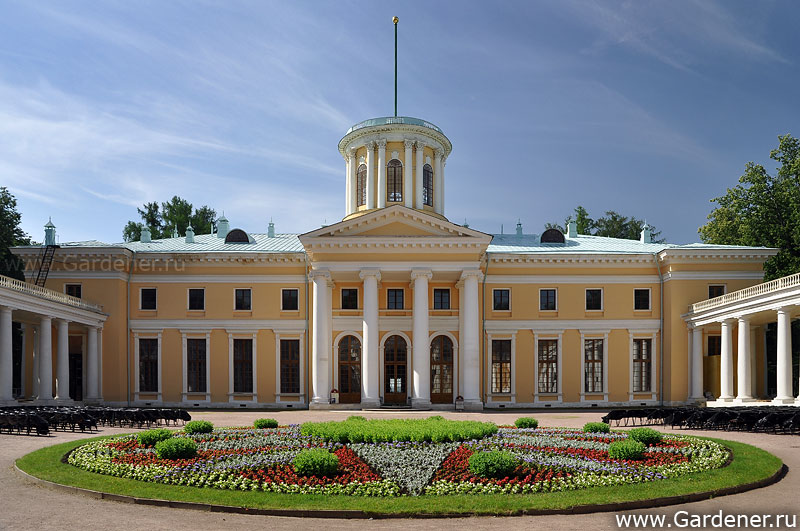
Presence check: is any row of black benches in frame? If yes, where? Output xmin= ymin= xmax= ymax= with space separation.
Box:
xmin=602 ymin=406 xmax=800 ymax=434
xmin=0 ymin=406 xmax=192 ymax=436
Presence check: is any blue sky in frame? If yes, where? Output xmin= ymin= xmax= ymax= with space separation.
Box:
xmin=1 ymin=0 xmax=798 ymax=244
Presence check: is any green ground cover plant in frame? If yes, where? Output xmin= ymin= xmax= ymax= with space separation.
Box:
xmin=300 ymin=417 xmax=498 ymax=443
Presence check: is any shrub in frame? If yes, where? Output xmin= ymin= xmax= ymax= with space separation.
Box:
xmin=347 ymin=415 xmax=367 ymax=422
xmin=628 ymin=427 xmax=663 ymax=446
xmin=137 ymin=428 xmax=172 ymax=447
xmin=583 ymin=422 xmax=611 ymax=434
xmin=293 ymin=448 xmax=339 ymax=477
xmin=254 ymin=418 xmax=278 ymax=429
xmin=300 ymin=418 xmax=497 ymax=443
xmin=155 ymin=437 xmax=197 ymax=460
xmin=608 ymin=439 xmax=645 ymax=460
xmin=468 ymin=450 xmax=519 ymax=479
xmin=428 ymin=415 xmax=445 ymax=421
xmin=514 ymin=417 xmax=539 ymax=429
xmin=184 ymin=420 xmax=213 ymax=434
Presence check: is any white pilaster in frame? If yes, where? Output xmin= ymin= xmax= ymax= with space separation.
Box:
xmin=411 ymin=268 xmax=432 ymax=407
xmin=434 ymin=149 xmax=443 ymax=214
xmin=310 ymin=269 xmax=332 ymax=406
xmin=441 ymin=158 xmax=446 ymax=213
xmin=0 ymin=306 xmax=13 ymax=403
xmin=347 ymin=149 xmax=357 ymax=215
xmin=719 ymin=319 xmax=734 ymax=401
xmin=456 ymin=280 xmax=464 ymax=399
xmin=365 ymin=141 xmax=375 ymax=210
xmin=403 ymin=140 xmax=414 ymax=208
xmin=360 ymin=269 xmax=381 ymax=408
xmin=735 ymin=317 xmax=753 ymax=402
xmin=86 ymin=325 xmax=99 ymax=401
xmin=377 ymin=139 xmax=386 ymax=209
xmin=461 ymin=269 xmax=483 ymax=409
xmin=31 ymin=325 xmax=39 ymax=399
xmin=38 ymin=316 xmax=53 ymax=401
xmin=414 ymin=141 xmax=425 ymax=209
xmin=54 ymin=319 xmax=72 ymax=402
xmin=774 ymin=307 xmax=794 ymax=403
xmin=690 ymin=325 xmax=704 ymax=400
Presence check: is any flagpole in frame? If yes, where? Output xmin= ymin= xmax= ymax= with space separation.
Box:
xmin=393 ymin=16 xmax=398 ymax=117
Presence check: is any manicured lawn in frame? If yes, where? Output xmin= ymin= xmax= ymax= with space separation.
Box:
xmin=16 ymin=434 xmax=782 ymax=516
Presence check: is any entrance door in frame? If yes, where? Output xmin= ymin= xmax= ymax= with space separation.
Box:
xmin=430 ymin=335 xmax=454 ymax=403
xmin=69 ymin=335 xmax=83 ymax=402
xmin=384 ymin=335 xmax=407 ymax=405
xmin=338 ymin=335 xmax=361 ymax=403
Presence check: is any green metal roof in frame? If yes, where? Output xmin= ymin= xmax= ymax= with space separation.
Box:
xmin=344 ymin=116 xmax=444 ymax=136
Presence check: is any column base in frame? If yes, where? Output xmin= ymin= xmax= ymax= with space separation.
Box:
xmin=772 ymin=397 xmax=795 ymax=405
xmin=308 ymin=397 xmax=332 ymax=409
xmin=0 ymin=399 xmax=19 ymax=406
xmin=32 ymin=398 xmax=57 ymax=406
xmin=462 ymin=399 xmax=484 ymax=411
xmin=410 ymin=397 xmax=432 ymax=409
xmin=54 ymin=398 xmax=76 ymax=405
xmin=717 ymin=396 xmax=734 ymax=402
xmin=733 ymin=397 xmax=756 ymax=404
xmin=359 ymin=399 xmax=381 ymax=410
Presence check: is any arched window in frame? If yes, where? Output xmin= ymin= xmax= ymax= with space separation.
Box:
xmin=356 ymin=164 xmax=367 ymax=207
xmin=387 ymin=159 xmax=403 ymax=202
xmin=423 ymin=164 xmax=433 ymax=206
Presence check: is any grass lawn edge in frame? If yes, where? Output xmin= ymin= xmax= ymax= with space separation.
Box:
xmin=15 ymin=434 xmax=785 ymax=518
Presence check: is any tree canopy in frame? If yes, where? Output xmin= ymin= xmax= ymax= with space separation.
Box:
xmin=0 ymin=187 xmax=33 ymax=280
xmin=699 ymin=133 xmax=800 ymax=280
xmin=546 ymin=206 xmax=664 ymax=243
xmin=123 ymin=196 xmax=216 ymax=242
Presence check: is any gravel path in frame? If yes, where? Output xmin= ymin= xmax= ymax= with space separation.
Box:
xmin=1 ymin=410 xmax=798 ymax=530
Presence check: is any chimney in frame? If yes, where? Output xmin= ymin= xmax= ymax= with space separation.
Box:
xmin=185 ymin=225 xmax=195 ymax=243
xmin=217 ymin=214 xmax=230 ymax=238
xmin=567 ymin=220 xmax=577 ymax=238
xmin=516 ymin=220 xmax=523 ymax=236
xmin=44 ymin=218 xmax=56 ymax=246
xmin=640 ymin=223 xmax=652 ymax=244
xmin=268 ymin=219 xmax=275 ymax=238
xmin=141 ymin=225 xmax=152 ymax=243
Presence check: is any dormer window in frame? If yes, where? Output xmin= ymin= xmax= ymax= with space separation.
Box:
xmin=225 ymin=229 xmax=250 ymax=243
xmin=540 ymin=228 xmax=565 ymax=244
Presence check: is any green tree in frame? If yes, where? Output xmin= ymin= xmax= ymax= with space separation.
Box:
xmin=0 ymin=187 xmax=33 ymax=280
xmin=546 ymin=205 xmax=664 ymax=242
xmin=123 ymin=197 xmax=216 ymax=242
xmin=700 ymin=133 xmax=800 ymax=280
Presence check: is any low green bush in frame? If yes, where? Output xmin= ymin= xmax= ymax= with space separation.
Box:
xmin=514 ymin=417 xmax=538 ymax=429
xmin=628 ymin=427 xmax=663 ymax=446
xmin=300 ymin=418 xmax=497 ymax=443
xmin=254 ymin=418 xmax=278 ymax=429
xmin=137 ymin=428 xmax=172 ymax=447
xmin=347 ymin=415 xmax=367 ymax=422
xmin=293 ymin=449 xmax=339 ymax=477
xmin=184 ymin=420 xmax=213 ymax=434
xmin=608 ymin=439 xmax=646 ymax=460
xmin=155 ymin=437 xmax=197 ymax=460
xmin=583 ymin=422 xmax=611 ymax=434
xmin=468 ymin=450 xmax=518 ymax=478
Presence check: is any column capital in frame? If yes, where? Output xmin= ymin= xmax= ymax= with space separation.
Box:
xmin=776 ymin=306 xmax=794 ymax=315
xmin=721 ymin=318 xmax=736 ymax=325
xmin=376 ymin=139 xmax=387 ymax=149
xmin=410 ymin=268 xmax=432 ymax=281
xmin=40 ymin=315 xmax=52 ymax=323
xmin=404 ymin=139 xmax=415 ymax=150
xmin=736 ymin=315 xmax=751 ymax=324
xmin=0 ymin=305 xmax=12 ymax=314
xmin=347 ymin=147 xmax=357 ymax=159
xmin=415 ymin=140 xmax=426 ymax=150
xmin=309 ymin=268 xmax=331 ymax=281
xmin=53 ymin=318 xmax=70 ymax=326
xmin=365 ymin=140 xmax=376 ymax=150
xmin=433 ymin=148 xmax=442 ymax=159
xmin=359 ymin=268 xmax=381 ymax=281
xmin=460 ymin=269 xmax=484 ymax=282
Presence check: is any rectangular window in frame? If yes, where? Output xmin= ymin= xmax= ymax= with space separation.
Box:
xmin=493 ymin=289 xmax=510 ymax=311
xmin=537 ymin=339 xmax=558 ymax=394
xmin=633 ymin=338 xmax=652 ymax=392
xmin=186 ymin=338 xmax=207 ymax=393
xmin=138 ymin=338 xmax=158 ymax=393
xmin=282 ymin=289 xmax=299 ymax=311
xmin=433 ymin=288 xmax=450 ymax=310
xmin=708 ymin=285 xmax=725 ymax=299
xmin=585 ymin=289 xmax=602 ymax=310
xmin=234 ymin=288 xmax=252 ymax=311
xmin=188 ymin=288 xmax=205 ymax=310
xmin=140 ymin=288 xmax=157 ymax=310
xmin=634 ymin=289 xmax=650 ymax=310
xmin=341 ymin=288 xmax=358 ymax=310
xmin=233 ymin=338 xmax=253 ymax=393
xmin=65 ymin=284 xmax=82 ymax=299
xmin=387 ymin=289 xmax=404 ymax=309
xmin=540 ymin=289 xmax=556 ymax=311
xmin=491 ymin=339 xmax=511 ymax=393
xmin=584 ymin=339 xmax=604 ymax=393
xmin=707 ymin=335 xmax=721 ymax=356
xmin=280 ymin=339 xmax=300 ymax=394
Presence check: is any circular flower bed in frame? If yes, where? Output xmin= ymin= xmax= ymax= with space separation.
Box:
xmin=68 ymin=422 xmax=729 ymax=497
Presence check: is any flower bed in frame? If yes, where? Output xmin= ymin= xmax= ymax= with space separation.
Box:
xmin=68 ymin=422 xmax=728 ymax=497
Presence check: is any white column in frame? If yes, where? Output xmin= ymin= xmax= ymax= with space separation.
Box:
xmin=0 ymin=306 xmax=13 ymax=402
xmin=774 ymin=307 xmax=794 ymax=403
xmin=461 ymin=270 xmax=482 ymax=409
xmin=365 ymin=141 xmax=375 ymax=210
xmin=719 ymin=319 xmax=734 ymax=401
xmin=441 ymin=158 xmax=446 ymax=213
xmin=347 ymin=149 xmax=356 ymax=215
xmin=31 ymin=325 xmax=39 ymax=399
xmin=457 ymin=280 xmax=465 ymax=398
xmin=403 ymin=140 xmax=414 ymax=208
xmin=414 ymin=141 xmax=425 ymax=209
xmin=690 ymin=325 xmax=704 ymax=400
xmin=735 ymin=317 xmax=753 ymax=401
xmin=360 ymin=269 xmax=380 ymax=408
xmin=310 ymin=270 xmax=332 ymax=405
xmin=54 ymin=319 xmax=71 ymax=402
xmin=344 ymin=156 xmax=351 ymax=215
xmin=411 ymin=268 xmax=432 ymax=407
xmin=434 ymin=149 xmax=443 ymax=215
xmin=86 ymin=325 xmax=99 ymax=401
xmin=38 ymin=316 xmax=53 ymax=401
xmin=377 ymin=140 xmax=386 ymax=209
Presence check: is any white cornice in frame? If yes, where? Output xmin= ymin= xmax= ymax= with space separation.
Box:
xmin=488 ymin=254 xmax=657 ymax=265
xmin=130 ymin=275 xmax=307 ymax=284
xmin=484 ymin=274 xmax=661 ymax=284
xmin=484 ymin=319 xmax=661 ymax=331
xmin=311 ymin=261 xmax=481 ymax=272
xmin=663 ymin=271 xmax=764 ymax=282
xmin=127 ymin=319 xmax=307 ymax=331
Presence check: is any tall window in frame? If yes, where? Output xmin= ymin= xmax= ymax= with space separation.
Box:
xmin=234 ymin=288 xmax=252 ymax=311
xmin=387 ymin=159 xmax=403 ymax=202
xmin=387 ymin=288 xmax=404 ymax=309
xmin=540 ymin=289 xmax=556 ymax=311
xmin=433 ymin=288 xmax=450 ymax=309
xmin=423 ymin=163 xmax=433 ymax=206
xmin=632 ymin=338 xmax=652 ymax=392
xmin=585 ymin=289 xmax=602 ymax=310
xmin=233 ymin=338 xmax=253 ymax=393
xmin=493 ymin=289 xmax=510 ymax=311
xmin=491 ymin=339 xmax=511 ymax=393
xmin=188 ymin=288 xmax=205 ymax=310
xmin=634 ymin=289 xmax=650 ymax=310
xmin=186 ymin=338 xmax=206 ymax=393
xmin=537 ymin=339 xmax=558 ymax=393
xmin=280 ymin=339 xmax=300 ymax=394
xmin=356 ymin=164 xmax=367 ymax=206
xmin=139 ymin=338 xmax=158 ymax=393
xmin=707 ymin=336 xmax=721 ymax=356
xmin=282 ymin=289 xmax=299 ymax=311
xmin=584 ymin=339 xmax=603 ymax=393
xmin=341 ymin=288 xmax=358 ymax=309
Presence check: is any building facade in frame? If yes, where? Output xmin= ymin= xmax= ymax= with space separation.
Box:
xmin=6 ymin=116 xmax=783 ymax=409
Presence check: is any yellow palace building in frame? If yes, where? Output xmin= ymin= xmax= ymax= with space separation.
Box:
xmin=4 ymin=114 xmax=784 ymax=410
